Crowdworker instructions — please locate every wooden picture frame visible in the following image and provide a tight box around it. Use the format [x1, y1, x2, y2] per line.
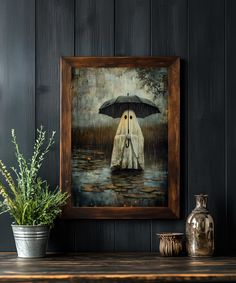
[60, 57, 180, 219]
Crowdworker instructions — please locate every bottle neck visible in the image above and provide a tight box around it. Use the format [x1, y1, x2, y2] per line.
[194, 194, 208, 211]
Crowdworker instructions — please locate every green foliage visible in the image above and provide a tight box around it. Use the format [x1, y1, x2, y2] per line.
[0, 127, 69, 226]
[136, 68, 168, 98]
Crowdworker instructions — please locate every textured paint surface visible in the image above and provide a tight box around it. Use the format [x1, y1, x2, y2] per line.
[72, 67, 168, 207]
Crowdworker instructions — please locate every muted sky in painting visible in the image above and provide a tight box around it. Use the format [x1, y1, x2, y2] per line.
[72, 67, 167, 129]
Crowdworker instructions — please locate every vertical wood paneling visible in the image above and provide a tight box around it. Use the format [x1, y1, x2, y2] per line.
[226, 0, 236, 255]
[75, 0, 114, 55]
[36, 0, 75, 251]
[75, 0, 115, 252]
[151, 0, 188, 56]
[48, 220, 76, 252]
[75, 220, 115, 252]
[0, 0, 35, 251]
[115, 220, 151, 252]
[188, 0, 225, 255]
[115, 0, 150, 56]
[36, 0, 74, 186]
[0, 0, 233, 255]
[151, 0, 188, 251]
[114, 0, 151, 252]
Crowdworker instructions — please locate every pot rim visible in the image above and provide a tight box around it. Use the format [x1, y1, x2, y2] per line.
[11, 223, 50, 228]
[156, 232, 184, 236]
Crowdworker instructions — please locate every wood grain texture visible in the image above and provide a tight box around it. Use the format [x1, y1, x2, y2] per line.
[151, 0, 188, 56]
[226, 0, 236, 255]
[74, 0, 115, 252]
[114, 0, 152, 253]
[114, 220, 151, 251]
[60, 56, 177, 67]
[75, 220, 115, 251]
[60, 56, 180, 220]
[168, 58, 180, 218]
[60, 58, 72, 212]
[0, 0, 234, 255]
[63, 207, 178, 219]
[188, 0, 225, 255]
[75, 0, 114, 55]
[151, 0, 188, 250]
[0, 253, 235, 282]
[115, 0, 150, 56]
[48, 220, 76, 252]
[36, 0, 75, 251]
[36, 0, 74, 186]
[0, 0, 35, 251]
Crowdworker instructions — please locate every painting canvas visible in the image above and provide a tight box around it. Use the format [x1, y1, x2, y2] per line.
[72, 67, 168, 207]
[60, 57, 180, 219]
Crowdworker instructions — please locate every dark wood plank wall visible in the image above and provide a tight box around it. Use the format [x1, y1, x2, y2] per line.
[114, 0, 151, 252]
[0, 0, 234, 254]
[74, 0, 115, 252]
[36, 0, 76, 252]
[150, 0, 187, 251]
[188, 0, 226, 255]
[226, 0, 236, 256]
[0, 0, 35, 251]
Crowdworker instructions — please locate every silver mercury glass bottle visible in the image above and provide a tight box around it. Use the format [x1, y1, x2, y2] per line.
[186, 194, 214, 257]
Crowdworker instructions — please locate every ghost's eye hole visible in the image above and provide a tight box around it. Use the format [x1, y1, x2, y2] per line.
[124, 115, 127, 119]
[130, 116, 133, 119]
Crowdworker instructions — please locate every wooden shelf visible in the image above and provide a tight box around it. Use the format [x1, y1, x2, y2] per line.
[0, 252, 235, 282]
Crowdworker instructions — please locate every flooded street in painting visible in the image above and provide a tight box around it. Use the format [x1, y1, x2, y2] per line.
[72, 148, 168, 207]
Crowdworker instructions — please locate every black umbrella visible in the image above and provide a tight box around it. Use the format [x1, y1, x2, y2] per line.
[99, 94, 160, 118]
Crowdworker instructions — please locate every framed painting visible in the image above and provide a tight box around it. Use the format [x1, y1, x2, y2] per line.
[60, 57, 180, 219]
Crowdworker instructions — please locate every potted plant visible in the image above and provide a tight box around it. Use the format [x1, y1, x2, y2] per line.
[0, 127, 69, 258]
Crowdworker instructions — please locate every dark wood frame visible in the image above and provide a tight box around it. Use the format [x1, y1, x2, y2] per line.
[60, 57, 180, 219]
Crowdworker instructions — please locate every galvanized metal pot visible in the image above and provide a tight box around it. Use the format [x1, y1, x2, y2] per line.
[12, 224, 50, 258]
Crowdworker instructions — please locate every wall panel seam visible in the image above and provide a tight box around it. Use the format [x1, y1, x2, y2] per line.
[150, 0, 153, 252]
[187, 0, 190, 213]
[34, 0, 37, 142]
[74, 0, 76, 56]
[224, 0, 228, 254]
[114, 0, 116, 56]
[113, 0, 116, 252]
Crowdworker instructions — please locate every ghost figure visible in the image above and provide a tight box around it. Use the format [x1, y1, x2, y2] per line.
[111, 110, 144, 171]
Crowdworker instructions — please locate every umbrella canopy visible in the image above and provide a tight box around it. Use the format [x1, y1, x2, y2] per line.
[99, 94, 160, 118]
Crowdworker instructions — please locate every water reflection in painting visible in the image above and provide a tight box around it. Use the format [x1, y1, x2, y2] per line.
[71, 67, 168, 207]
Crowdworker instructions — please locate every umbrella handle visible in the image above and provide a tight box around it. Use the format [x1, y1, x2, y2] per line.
[125, 139, 129, 148]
